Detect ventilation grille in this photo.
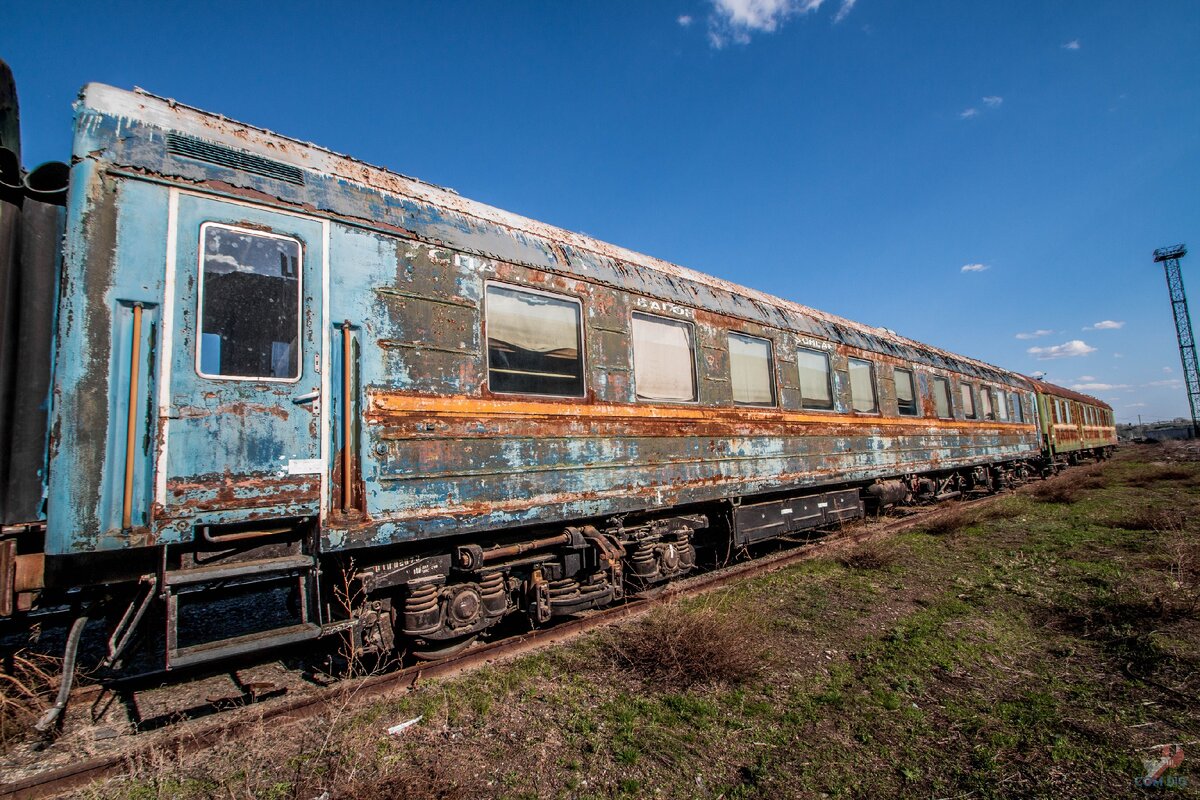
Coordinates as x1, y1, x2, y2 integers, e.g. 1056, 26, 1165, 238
166, 133, 304, 185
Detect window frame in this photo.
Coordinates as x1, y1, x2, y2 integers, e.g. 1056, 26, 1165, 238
894, 367, 920, 417
630, 310, 699, 404
727, 331, 777, 407
484, 280, 587, 399
931, 376, 954, 419
980, 386, 995, 420
796, 346, 836, 411
847, 357, 880, 414
961, 381, 978, 420
195, 221, 305, 384
996, 389, 1009, 421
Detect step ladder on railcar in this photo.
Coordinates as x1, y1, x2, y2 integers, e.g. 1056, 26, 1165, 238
161, 553, 322, 669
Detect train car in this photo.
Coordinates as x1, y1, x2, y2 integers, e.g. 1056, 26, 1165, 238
0, 69, 1089, 701
1028, 378, 1117, 465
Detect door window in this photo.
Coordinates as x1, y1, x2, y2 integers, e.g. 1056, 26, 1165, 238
198, 223, 302, 381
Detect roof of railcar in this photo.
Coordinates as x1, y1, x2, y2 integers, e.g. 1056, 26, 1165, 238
79, 83, 1040, 389
1024, 377, 1111, 410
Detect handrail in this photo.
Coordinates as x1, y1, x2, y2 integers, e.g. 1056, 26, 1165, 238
122, 303, 143, 532
341, 320, 353, 513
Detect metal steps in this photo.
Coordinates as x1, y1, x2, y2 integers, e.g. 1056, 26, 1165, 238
163, 554, 320, 670
168, 622, 320, 669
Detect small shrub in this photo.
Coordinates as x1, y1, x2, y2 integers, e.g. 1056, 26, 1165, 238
1125, 465, 1193, 488
1106, 508, 1188, 532
605, 606, 764, 688
840, 543, 895, 570
980, 501, 1023, 521
922, 503, 973, 535
1029, 479, 1080, 504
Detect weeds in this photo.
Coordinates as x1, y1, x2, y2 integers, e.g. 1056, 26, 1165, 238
1105, 507, 1188, 532
922, 503, 973, 535
0, 648, 57, 752
840, 543, 896, 570
604, 605, 764, 688
1124, 465, 1193, 487
1030, 479, 1080, 504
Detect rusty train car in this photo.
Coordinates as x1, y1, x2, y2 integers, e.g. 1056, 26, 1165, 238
0, 65, 1114, 699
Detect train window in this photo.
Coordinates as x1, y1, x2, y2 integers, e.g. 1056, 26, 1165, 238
848, 358, 878, 413
728, 332, 776, 406
198, 223, 302, 381
485, 284, 584, 397
1013, 393, 1025, 423
932, 377, 953, 418
980, 388, 994, 420
632, 312, 696, 402
894, 368, 919, 416
961, 383, 977, 419
996, 390, 1009, 421
797, 348, 834, 410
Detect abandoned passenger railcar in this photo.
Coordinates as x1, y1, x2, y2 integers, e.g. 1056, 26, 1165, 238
0, 72, 1114, 676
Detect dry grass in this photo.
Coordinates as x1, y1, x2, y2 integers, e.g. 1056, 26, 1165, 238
840, 543, 896, 570
1124, 465, 1193, 487
921, 502, 974, 535
0, 649, 58, 752
1105, 507, 1189, 532
1029, 478, 1081, 504
603, 605, 765, 688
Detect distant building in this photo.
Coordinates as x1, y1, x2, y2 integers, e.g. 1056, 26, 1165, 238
1117, 418, 1196, 442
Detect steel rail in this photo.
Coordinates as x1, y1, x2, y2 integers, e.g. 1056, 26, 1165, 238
0, 493, 1005, 800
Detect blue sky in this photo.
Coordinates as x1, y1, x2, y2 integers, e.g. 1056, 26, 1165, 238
3, 1, 1198, 422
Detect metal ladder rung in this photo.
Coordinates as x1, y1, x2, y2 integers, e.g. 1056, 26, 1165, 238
168, 623, 320, 669
164, 554, 314, 586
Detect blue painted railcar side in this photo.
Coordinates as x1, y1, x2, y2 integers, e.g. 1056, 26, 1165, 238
46, 84, 1042, 566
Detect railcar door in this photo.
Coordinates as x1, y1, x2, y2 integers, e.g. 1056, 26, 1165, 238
158, 195, 324, 534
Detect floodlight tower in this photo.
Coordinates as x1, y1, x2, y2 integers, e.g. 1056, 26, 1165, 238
1153, 244, 1200, 437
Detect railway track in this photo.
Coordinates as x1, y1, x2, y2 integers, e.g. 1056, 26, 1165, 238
1, 491, 1008, 800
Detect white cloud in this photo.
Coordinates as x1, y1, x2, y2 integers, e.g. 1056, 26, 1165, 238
833, 0, 856, 23
1113, 353, 1124, 358
1027, 339, 1097, 360
678, 14, 694, 26
1162, 366, 1173, 373
1063, 39, 1081, 50
1147, 379, 1183, 388
1084, 319, 1124, 330
960, 263, 988, 273
1015, 329, 1054, 340
1127, 402, 1147, 408
982, 96, 1003, 107
1077, 375, 1096, 382
1070, 382, 1130, 392
707, 0, 827, 47
959, 108, 979, 119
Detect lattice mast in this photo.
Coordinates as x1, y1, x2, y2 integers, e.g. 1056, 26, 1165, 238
1153, 244, 1200, 437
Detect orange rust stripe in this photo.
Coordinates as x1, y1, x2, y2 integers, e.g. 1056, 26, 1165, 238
368, 392, 1040, 432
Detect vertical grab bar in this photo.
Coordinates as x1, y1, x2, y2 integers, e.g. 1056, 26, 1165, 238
341, 320, 353, 513
122, 303, 143, 532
